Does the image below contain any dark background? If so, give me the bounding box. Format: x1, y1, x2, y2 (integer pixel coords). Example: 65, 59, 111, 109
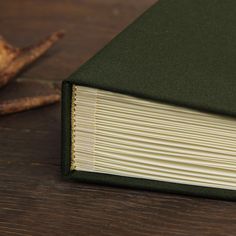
0, 1, 236, 235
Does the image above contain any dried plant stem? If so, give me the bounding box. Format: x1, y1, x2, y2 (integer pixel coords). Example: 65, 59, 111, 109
0, 94, 60, 115
0, 31, 64, 88
0, 37, 20, 71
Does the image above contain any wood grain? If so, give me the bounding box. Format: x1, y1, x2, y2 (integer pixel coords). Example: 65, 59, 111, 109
0, 0, 155, 81
0, 1, 236, 235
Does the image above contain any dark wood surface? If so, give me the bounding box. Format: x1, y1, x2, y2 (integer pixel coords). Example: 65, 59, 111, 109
0, 1, 236, 235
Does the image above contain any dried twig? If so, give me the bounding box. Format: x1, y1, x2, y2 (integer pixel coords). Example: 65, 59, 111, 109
0, 37, 20, 72
0, 30, 64, 116
0, 30, 64, 88
0, 94, 61, 115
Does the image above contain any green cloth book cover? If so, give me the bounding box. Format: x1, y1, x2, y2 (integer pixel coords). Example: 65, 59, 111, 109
61, 0, 236, 200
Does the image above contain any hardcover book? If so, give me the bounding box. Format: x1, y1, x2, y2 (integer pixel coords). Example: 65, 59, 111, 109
62, 0, 236, 200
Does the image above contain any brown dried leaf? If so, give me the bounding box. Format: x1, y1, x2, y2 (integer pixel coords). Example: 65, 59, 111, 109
0, 31, 64, 88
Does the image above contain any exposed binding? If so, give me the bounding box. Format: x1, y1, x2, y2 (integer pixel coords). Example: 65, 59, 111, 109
72, 86, 97, 171
70, 85, 77, 170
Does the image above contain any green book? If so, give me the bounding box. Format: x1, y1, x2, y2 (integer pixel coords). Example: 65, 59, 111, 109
62, 0, 236, 200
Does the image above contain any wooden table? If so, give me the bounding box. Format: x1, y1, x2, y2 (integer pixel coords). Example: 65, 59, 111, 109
0, 1, 235, 235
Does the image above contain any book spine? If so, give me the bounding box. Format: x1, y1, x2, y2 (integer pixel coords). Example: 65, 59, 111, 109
61, 81, 73, 176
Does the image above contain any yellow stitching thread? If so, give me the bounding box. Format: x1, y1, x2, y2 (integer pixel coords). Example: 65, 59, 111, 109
70, 85, 76, 170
